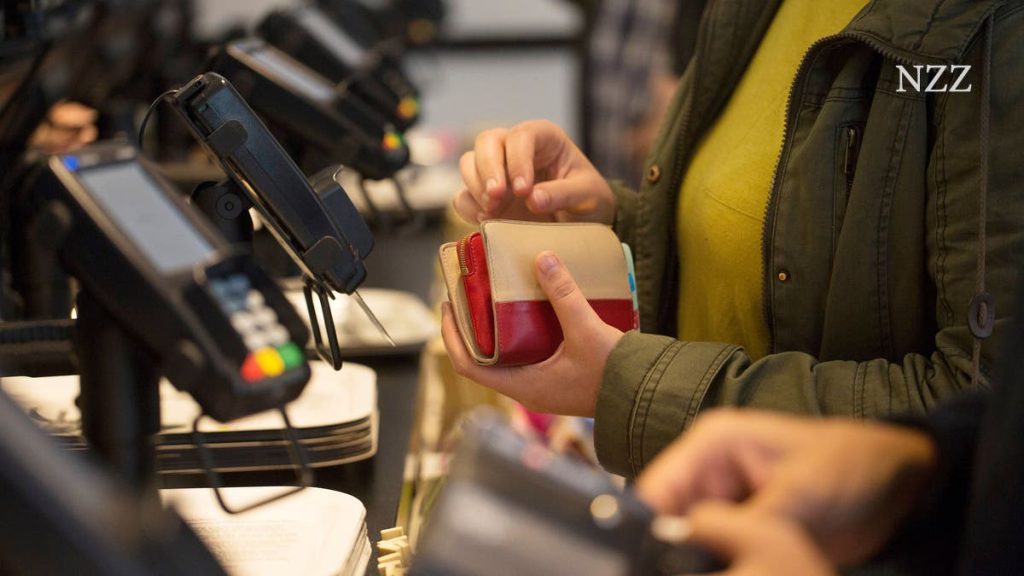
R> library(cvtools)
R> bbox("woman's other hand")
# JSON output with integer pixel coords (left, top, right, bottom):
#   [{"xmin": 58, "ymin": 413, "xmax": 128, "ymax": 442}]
[{"xmin": 454, "ymin": 120, "xmax": 616, "ymax": 225}]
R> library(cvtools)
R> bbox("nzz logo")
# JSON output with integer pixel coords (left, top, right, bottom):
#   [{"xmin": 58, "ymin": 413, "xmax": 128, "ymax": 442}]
[{"xmin": 896, "ymin": 64, "xmax": 973, "ymax": 93}]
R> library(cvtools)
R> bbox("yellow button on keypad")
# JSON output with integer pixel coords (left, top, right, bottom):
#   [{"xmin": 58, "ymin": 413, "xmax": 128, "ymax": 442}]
[{"xmin": 254, "ymin": 347, "xmax": 285, "ymax": 377}]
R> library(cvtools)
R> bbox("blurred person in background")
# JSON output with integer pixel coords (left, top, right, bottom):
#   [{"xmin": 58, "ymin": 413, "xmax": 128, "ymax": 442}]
[
  {"xmin": 566, "ymin": 0, "xmax": 707, "ymax": 187},
  {"xmin": 27, "ymin": 101, "xmax": 98, "ymax": 155},
  {"xmin": 442, "ymin": 0, "xmax": 1024, "ymax": 486}
]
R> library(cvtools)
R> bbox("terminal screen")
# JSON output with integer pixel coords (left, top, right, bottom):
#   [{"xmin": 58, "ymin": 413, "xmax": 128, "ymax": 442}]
[
  {"xmin": 78, "ymin": 161, "xmax": 217, "ymax": 274},
  {"xmin": 296, "ymin": 8, "xmax": 368, "ymax": 66},
  {"xmin": 243, "ymin": 43, "xmax": 337, "ymax": 105}
]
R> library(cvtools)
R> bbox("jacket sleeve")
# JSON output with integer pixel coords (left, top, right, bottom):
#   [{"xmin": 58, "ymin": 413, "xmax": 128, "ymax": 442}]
[
  {"xmin": 595, "ymin": 333, "xmax": 979, "ymax": 477},
  {"xmin": 594, "ymin": 10, "xmax": 1024, "ymax": 480}
]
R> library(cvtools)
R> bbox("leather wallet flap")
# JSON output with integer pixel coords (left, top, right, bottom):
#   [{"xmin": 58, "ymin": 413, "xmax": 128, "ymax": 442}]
[
  {"xmin": 440, "ymin": 221, "xmax": 634, "ymax": 367},
  {"xmin": 480, "ymin": 220, "xmax": 632, "ymax": 303}
]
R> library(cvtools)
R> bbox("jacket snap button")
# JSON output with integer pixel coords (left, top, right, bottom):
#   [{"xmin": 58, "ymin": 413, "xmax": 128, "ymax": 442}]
[
  {"xmin": 777, "ymin": 270, "xmax": 790, "ymax": 283},
  {"xmin": 646, "ymin": 164, "xmax": 662, "ymax": 184}
]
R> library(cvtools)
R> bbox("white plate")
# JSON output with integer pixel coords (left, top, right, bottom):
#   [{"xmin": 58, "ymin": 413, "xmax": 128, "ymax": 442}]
[
  {"xmin": 161, "ymin": 487, "xmax": 370, "ymax": 576},
  {"xmin": 286, "ymin": 287, "xmax": 438, "ymax": 354},
  {"xmin": 1, "ymin": 361, "xmax": 377, "ymax": 435}
]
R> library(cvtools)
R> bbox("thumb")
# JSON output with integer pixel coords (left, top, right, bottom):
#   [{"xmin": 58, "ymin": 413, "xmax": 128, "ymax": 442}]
[
  {"xmin": 535, "ymin": 251, "xmax": 600, "ymax": 333},
  {"xmin": 690, "ymin": 502, "xmax": 836, "ymax": 576},
  {"xmin": 527, "ymin": 178, "xmax": 605, "ymax": 217},
  {"xmin": 687, "ymin": 502, "xmax": 752, "ymax": 562}
]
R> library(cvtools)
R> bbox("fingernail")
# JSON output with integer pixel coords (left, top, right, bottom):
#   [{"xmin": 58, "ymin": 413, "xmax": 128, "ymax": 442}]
[
  {"xmin": 486, "ymin": 178, "xmax": 499, "ymax": 192},
  {"xmin": 651, "ymin": 517, "xmax": 692, "ymax": 544},
  {"xmin": 482, "ymin": 191, "xmax": 491, "ymax": 205},
  {"xmin": 532, "ymin": 188, "xmax": 550, "ymax": 209},
  {"xmin": 513, "ymin": 176, "xmax": 527, "ymax": 192},
  {"xmin": 538, "ymin": 251, "xmax": 560, "ymax": 274}
]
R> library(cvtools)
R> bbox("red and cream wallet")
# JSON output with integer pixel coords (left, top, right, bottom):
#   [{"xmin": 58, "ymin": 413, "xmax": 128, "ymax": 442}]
[{"xmin": 439, "ymin": 220, "xmax": 638, "ymax": 367}]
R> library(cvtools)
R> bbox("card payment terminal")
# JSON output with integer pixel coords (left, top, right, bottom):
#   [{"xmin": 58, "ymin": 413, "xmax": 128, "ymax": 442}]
[{"xmin": 33, "ymin": 141, "xmax": 311, "ymax": 422}]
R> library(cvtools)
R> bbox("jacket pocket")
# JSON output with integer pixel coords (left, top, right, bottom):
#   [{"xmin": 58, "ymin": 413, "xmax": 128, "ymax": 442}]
[{"xmin": 833, "ymin": 123, "xmax": 863, "ymax": 254}]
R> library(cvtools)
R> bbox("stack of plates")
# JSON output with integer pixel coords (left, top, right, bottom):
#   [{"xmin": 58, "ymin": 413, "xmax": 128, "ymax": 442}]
[
  {"xmin": 285, "ymin": 286, "xmax": 438, "ymax": 357},
  {"xmin": 162, "ymin": 486, "xmax": 370, "ymax": 576},
  {"xmin": 1, "ymin": 361, "xmax": 377, "ymax": 474}
]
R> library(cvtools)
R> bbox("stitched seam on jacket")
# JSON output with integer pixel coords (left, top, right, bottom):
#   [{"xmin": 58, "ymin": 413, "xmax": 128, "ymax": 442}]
[
  {"xmin": 847, "ymin": 0, "xmax": 878, "ymax": 28},
  {"xmin": 685, "ymin": 345, "xmax": 741, "ymax": 426},
  {"xmin": 935, "ymin": 95, "xmax": 954, "ymax": 325},
  {"xmin": 953, "ymin": 4, "xmax": 1017, "ymax": 64},
  {"xmin": 628, "ymin": 341, "xmax": 686, "ymax": 477},
  {"xmin": 912, "ymin": 0, "xmax": 949, "ymax": 52},
  {"xmin": 877, "ymin": 99, "xmax": 913, "ymax": 358}
]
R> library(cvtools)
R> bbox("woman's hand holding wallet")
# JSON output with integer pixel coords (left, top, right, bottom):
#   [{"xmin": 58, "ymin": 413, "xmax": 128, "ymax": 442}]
[
  {"xmin": 439, "ymin": 221, "xmax": 636, "ymax": 417},
  {"xmin": 444, "ymin": 118, "xmax": 627, "ymax": 416}
]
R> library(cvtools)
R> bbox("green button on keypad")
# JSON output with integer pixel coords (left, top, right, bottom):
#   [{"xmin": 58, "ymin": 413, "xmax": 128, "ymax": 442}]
[{"xmin": 278, "ymin": 342, "xmax": 304, "ymax": 369}]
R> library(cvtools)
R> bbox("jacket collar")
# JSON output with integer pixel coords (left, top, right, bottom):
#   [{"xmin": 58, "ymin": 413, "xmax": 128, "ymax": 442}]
[
  {"xmin": 844, "ymin": 0, "xmax": 1005, "ymax": 63},
  {"xmin": 684, "ymin": 0, "xmax": 782, "ymax": 141},
  {"xmin": 683, "ymin": 0, "xmax": 1005, "ymax": 140}
]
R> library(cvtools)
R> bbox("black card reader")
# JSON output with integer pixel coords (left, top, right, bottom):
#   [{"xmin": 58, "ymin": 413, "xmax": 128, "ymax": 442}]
[
  {"xmin": 260, "ymin": 4, "xmax": 422, "ymax": 131},
  {"xmin": 33, "ymin": 141, "xmax": 311, "ymax": 423},
  {"xmin": 168, "ymin": 72, "xmax": 374, "ymax": 296},
  {"xmin": 209, "ymin": 37, "xmax": 410, "ymax": 180},
  {"xmin": 166, "ymin": 72, "xmax": 393, "ymax": 366}
]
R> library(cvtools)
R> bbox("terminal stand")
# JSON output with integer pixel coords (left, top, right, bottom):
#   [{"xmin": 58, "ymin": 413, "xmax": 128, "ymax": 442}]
[
  {"xmin": 190, "ymin": 179, "xmax": 255, "ymax": 247},
  {"xmin": 75, "ymin": 290, "xmax": 161, "ymax": 499}
]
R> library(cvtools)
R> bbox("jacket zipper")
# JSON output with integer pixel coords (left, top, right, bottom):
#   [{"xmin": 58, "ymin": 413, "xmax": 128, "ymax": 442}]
[
  {"xmin": 656, "ymin": 0, "xmax": 718, "ymax": 334},
  {"xmin": 843, "ymin": 125, "xmax": 861, "ymax": 196},
  {"xmin": 760, "ymin": 31, "xmax": 925, "ymax": 353}
]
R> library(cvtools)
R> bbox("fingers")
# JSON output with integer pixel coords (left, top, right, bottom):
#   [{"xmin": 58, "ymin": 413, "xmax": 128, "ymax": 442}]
[
  {"xmin": 440, "ymin": 302, "xmax": 518, "ymax": 397},
  {"xmin": 440, "ymin": 286, "xmax": 610, "ymax": 417},
  {"xmin": 505, "ymin": 127, "xmax": 537, "ymax": 196},
  {"xmin": 459, "ymin": 151, "xmax": 488, "ymax": 208},
  {"xmin": 689, "ymin": 503, "xmax": 835, "ymax": 576},
  {"xmin": 535, "ymin": 252, "xmax": 602, "ymax": 332},
  {"xmin": 453, "ymin": 187, "xmax": 485, "ymax": 223},
  {"xmin": 440, "ymin": 302, "xmax": 486, "ymax": 381},
  {"xmin": 457, "ymin": 120, "xmax": 614, "ymax": 224},
  {"xmin": 525, "ymin": 177, "xmax": 605, "ymax": 218},
  {"xmin": 637, "ymin": 411, "xmax": 747, "ymax": 514},
  {"xmin": 687, "ymin": 502, "xmax": 754, "ymax": 561},
  {"xmin": 636, "ymin": 439, "xmax": 702, "ymax": 514},
  {"xmin": 637, "ymin": 410, "xmax": 817, "ymax": 515},
  {"xmin": 474, "ymin": 128, "xmax": 511, "ymax": 211}
]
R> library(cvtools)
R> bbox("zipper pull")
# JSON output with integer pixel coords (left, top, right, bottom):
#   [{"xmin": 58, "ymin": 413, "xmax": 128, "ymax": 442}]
[{"xmin": 843, "ymin": 126, "xmax": 860, "ymax": 177}]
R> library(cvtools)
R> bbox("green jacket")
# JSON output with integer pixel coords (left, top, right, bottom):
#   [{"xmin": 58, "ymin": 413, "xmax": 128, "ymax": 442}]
[{"xmin": 596, "ymin": 0, "xmax": 1024, "ymax": 478}]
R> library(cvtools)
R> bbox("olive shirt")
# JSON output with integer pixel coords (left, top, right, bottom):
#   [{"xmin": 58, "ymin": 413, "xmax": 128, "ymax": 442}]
[
  {"xmin": 597, "ymin": 0, "xmax": 1024, "ymax": 479},
  {"xmin": 677, "ymin": 0, "xmax": 868, "ymax": 361}
]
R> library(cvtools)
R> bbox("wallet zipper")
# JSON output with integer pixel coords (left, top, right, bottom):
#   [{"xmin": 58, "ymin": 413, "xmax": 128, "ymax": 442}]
[{"xmin": 456, "ymin": 233, "xmax": 474, "ymax": 275}]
